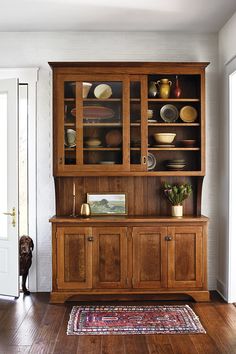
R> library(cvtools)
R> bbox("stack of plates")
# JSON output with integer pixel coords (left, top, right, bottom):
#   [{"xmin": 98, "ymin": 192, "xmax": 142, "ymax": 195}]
[
  {"xmin": 147, "ymin": 153, "xmax": 157, "ymax": 171},
  {"xmin": 99, "ymin": 161, "xmax": 116, "ymax": 165},
  {"xmin": 166, "ymin": 159, "xmax": 186, "ymax": 171}
]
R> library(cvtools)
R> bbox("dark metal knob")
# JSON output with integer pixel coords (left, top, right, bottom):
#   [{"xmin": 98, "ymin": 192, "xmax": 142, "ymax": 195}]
[
  {"xmin": 165, "ymin": 236, "xmax": 172, "ymax": 241},
  {"xmin": 87, "ymin": 236, "xmax": 94, "ymax": 242}
]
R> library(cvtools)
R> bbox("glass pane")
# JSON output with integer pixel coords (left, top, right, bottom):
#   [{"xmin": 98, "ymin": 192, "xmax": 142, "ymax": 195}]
[
  {"xmin": 0, "ymin": 93, "xmax": 8, "ymax": 239},
  {"xmin": 130, "ymin": 81, "xmax": 141, "ymax": 165},
  {"xmin": 19, "ymin": 84, "xmax": 28, "ymax": 236},
  {"xmin": 83, "ymin": 81, "xmax": 123, "ymax": 165},
  {"xmin": 64, "ymin": 81, "xmax": 76, "ymax": 165}
]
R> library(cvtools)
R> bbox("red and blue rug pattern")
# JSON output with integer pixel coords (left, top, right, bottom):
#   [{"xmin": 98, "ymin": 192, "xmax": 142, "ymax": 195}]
[{"xmin": 67, "ymin": 305, "xmax": 206, "ymax": 335}]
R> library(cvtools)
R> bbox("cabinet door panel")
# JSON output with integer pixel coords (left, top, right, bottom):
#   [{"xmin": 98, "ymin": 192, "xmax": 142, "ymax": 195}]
[
  {"xmin": 57, "ymin": 74, "xmax": 130, "ymax": 173},
  {"xmin": 132, "ymin": 227, "xmax": 168, "ymax": 289},
  {"xmin": 93, "ymin": 227, "xmax": 127, "ymax": 288},
  {"xmin": 168, "ymin": 226, "xmax": 203, "ymax": 288},
  {"xmin": 57, "ymin": 227, "xmax": 92, "ymax": 289}
]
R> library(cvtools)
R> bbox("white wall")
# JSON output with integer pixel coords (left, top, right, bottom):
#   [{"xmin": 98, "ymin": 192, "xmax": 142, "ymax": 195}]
[
  {"xmin": 218, "ymin": 12, "xmax": 236, "ymax": 300},
  {"xmin": 0, "ymin": 32, "xmax": 219, "ymax": 291}
]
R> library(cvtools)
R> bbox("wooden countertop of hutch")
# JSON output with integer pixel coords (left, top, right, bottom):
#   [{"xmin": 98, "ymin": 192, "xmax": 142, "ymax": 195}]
[{"xmin": 50, "ymin": 215, "xmax": 209, "ymax": 224}]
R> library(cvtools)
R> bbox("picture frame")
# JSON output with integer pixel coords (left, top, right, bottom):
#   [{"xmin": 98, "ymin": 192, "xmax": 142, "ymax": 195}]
[{"xmin": 86, "ymin": 193, "xmax": 127, "ymax": 216}]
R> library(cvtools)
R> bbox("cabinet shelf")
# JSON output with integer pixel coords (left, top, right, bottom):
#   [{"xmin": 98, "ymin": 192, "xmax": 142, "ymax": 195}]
[
  {"xmin": 65, "ymin": 98, "xmax": 140, "ymax": 102},
  {"xmin": 64, "ymin": 122, "xmax": 75, "ymax": 127},
  {"xmin": 148, "ymin": 123, "xmax": 200, "ymax": 127},
  {"xmin": 65, "ymin": 147, "xmax": 76, "ymax": 151},
  {"xmin": 83, "ymin": 147, "xmax": 121, "ymax": 151},
  {"xmin": 148, "ymin": 98, "xmax": 200, "ymax": 102},
  {"xmin": 83, "ymin": 98, "xmax": 122, "ymax": 102},
  {"xmin": 65, "ymin": 122, "xmax": 200, "ymax": 128},
  {"xmin": 148, "ymin": 147, "xmax": 200, "ymax": 151},
  {"xmin": 83, "ymin": 122, "xmax": 122, "ymax": 127}
]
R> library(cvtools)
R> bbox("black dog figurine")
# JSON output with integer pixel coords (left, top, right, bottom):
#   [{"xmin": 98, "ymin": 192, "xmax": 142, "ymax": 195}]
[{"xmin": 19, "ymin": 236, "xmax": 34, "ymax": 295}]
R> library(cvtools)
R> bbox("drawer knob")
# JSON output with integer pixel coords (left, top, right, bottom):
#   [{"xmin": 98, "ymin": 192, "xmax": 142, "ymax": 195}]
[
  {"xmin": 165, "ymin": 236, "xmax": 172, "ymax": 241},
  {"xmin": 87, "ymin": 236, "xmax": 94, "ymax": 242}
]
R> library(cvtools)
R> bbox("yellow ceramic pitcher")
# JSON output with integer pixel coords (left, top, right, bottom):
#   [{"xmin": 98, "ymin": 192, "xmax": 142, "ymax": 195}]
[{"xmin": 156, "ymin": 78, "xmax": 172, "ymax": 99}]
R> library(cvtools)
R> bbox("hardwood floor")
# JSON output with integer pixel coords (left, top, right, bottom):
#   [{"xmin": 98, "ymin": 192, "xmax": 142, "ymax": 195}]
[{"xmin": 0, "ymin": 292, "xmax": 236, "ymax": 354}]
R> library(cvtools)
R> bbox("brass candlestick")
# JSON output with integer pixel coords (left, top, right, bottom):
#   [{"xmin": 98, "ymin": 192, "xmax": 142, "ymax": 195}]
[{"xmin": 71, "ymin": 182, "xmax": 78, "ymax": 217}]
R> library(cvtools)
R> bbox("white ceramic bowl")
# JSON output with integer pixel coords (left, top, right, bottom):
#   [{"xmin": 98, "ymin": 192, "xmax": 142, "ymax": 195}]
[{"xmin": 153, "ymin": 133, "xmax": 176, "ymax": 144}]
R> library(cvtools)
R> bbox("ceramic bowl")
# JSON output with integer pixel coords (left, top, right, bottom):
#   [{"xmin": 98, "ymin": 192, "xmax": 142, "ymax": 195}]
[
  {"xmin": 85, "ymin": 138, "xmax": 102, "ymax": 147},
  {"xmin": 153, "ymin": 133, "xmax": 176, "ymax": 144}
]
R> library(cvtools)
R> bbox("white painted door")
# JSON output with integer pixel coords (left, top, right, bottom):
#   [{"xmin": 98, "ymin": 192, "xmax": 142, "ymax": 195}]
[{"xmin": 0, "ymin": 79, "xmax": 19, "ymax": 297}]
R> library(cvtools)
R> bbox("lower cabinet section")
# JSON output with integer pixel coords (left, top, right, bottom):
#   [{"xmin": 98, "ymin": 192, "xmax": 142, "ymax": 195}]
[{"xmin": 51, "ymin": 219, "xmax": 209, "ymax": 303}]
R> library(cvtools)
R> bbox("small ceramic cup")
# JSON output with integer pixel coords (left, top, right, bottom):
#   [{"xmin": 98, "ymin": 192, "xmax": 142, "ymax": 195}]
[{"xmin": 148, "ymin": 109, "xmax": 154, "ymax": 119}]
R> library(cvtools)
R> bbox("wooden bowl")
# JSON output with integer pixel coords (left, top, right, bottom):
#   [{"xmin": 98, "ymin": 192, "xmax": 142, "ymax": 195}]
[
  {"xmin": 180, "ymin": 139, "xmax": 196, "ymax": 147},
  {"xmin": 105, "ymin": 129, "xmax": 122, "ymax": 147}
]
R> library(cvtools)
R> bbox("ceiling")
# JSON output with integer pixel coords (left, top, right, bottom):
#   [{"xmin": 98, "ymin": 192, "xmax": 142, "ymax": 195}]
[{"xmin": 0, "ymin": 0, "xmax": 235, "ymax": 32}]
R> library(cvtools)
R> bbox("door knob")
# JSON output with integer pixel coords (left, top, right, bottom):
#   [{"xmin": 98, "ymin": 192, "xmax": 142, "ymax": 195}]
[
  {"xmin": 165, "ymin": 236, "xmax": 172, "ymax": 241},
  {"xmin": 3, "ymin": 207, "xmax": 16, "ymax": 227},
  {"xmin": 87, "ymin": 236, "xmax": 94, "ymax": 242}
]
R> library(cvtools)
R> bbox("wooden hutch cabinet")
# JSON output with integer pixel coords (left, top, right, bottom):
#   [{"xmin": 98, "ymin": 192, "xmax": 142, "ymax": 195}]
[{"xmin": 49, "ymin": 62, "xmax": 209, "ymax": 303}]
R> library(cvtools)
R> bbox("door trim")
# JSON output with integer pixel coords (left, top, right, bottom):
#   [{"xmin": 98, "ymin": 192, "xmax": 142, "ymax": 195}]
[{"xmin": 0, "ymin": 68, "xmax": 38, "ymax": 292}]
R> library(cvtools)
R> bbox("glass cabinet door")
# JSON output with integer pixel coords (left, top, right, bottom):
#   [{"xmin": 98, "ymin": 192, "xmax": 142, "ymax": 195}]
[
  {"xmin": 61, "ymin": 75, "xmax": 129, "ymax": 171},
  {"xmin": 130, "ymin": 76, "xmax": 148, "ymax": 171}
]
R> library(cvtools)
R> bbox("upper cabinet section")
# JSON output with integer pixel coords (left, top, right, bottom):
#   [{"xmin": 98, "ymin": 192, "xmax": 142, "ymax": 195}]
[{"xmin": 50, "ymin": 62, "xmax": 209, "ymax": 177}]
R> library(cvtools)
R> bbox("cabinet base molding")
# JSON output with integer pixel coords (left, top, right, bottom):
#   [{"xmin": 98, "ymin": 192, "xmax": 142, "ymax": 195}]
[{"xmin": 50, "ymin": 290, "xmax": 210, "ymax": 304}]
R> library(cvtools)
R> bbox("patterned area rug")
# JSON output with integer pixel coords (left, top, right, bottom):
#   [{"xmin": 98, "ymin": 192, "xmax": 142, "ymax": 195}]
[{"xmin": 67, "ymin": 305, "xmax": 206, "ymax": 335}]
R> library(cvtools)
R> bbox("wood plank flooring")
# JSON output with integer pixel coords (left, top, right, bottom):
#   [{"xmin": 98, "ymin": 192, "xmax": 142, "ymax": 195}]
[{"xmin": 0, "ymin": 292, "xmax": 235, "ymax": 354}]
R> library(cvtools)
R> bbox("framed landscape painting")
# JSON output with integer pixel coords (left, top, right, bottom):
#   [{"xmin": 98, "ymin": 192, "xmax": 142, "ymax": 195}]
[{"xmin": 86, "ymin": 193, "xmax": 127, "ymax": 215}]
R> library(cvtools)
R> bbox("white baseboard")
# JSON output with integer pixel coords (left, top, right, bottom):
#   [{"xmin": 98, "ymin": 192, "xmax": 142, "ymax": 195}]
[{"xmin": 217, "ymin": 279, "xmax": 228, "ymax": 302}]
